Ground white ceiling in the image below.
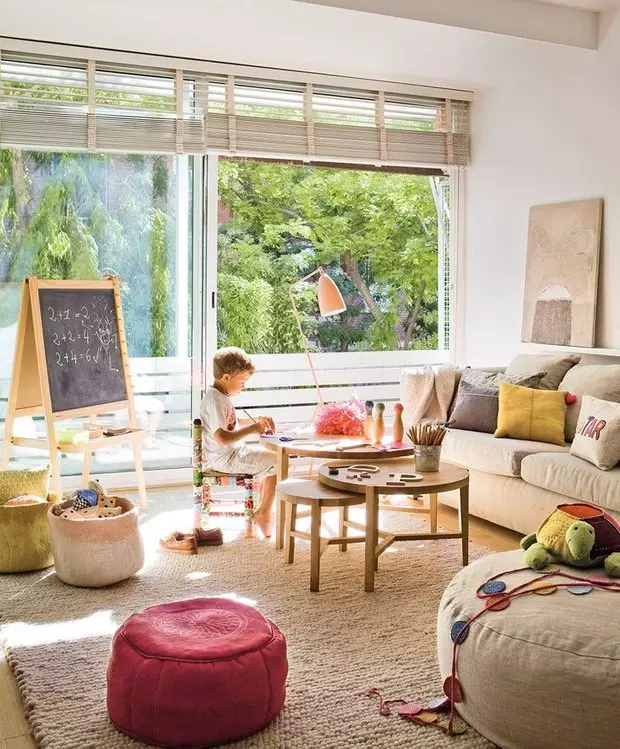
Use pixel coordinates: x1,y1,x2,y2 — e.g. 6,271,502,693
292,0,608,48
537,0,617,9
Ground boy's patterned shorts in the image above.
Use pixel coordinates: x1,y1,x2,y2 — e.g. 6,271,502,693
210,445,276,477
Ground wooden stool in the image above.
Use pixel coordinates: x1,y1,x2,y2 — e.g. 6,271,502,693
277,477,366,592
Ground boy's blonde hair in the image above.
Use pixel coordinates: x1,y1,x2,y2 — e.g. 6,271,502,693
213,347,255,379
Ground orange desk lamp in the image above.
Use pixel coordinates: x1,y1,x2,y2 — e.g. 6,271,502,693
289,267,346,405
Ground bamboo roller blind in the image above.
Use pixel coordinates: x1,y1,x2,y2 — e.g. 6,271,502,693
0,47,471,166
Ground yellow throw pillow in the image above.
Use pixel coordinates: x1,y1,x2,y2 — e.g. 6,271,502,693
0,465,50,506
495,382,566,446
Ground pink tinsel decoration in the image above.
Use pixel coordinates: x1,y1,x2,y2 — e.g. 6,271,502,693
313,396,365,436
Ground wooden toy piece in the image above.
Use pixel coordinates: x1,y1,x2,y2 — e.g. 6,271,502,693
99,506,123,517
389,472,423,482
346,464,380,474
364,401,374,442
373,402,385,446
393,402,404,443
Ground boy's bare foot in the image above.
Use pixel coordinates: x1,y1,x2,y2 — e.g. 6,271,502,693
253,511,273,538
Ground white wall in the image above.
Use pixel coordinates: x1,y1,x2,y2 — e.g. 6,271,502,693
4,0,620,365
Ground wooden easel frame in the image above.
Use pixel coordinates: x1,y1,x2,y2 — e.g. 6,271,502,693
0,277,147,510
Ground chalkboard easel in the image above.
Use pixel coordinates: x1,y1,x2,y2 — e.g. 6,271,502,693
0,277,147,509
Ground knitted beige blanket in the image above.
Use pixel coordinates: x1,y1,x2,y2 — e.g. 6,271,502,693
400,363,457,434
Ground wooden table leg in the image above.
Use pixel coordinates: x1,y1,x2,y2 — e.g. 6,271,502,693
81,451,92,485
430,492,438,533
459,482,469,566
310,502,321,592
285,502,297,564
275,447,290,551
339,505,348,552
365,487,378,592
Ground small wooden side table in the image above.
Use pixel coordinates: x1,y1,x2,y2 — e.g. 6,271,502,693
263,435,414,550
277,477,368,592
318,459,470,592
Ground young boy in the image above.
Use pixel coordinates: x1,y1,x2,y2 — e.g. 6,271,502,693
200,347,277,537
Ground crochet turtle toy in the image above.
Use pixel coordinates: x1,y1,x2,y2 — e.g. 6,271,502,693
521,502,620,577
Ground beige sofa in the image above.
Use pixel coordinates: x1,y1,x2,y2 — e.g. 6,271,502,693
435,354,620,534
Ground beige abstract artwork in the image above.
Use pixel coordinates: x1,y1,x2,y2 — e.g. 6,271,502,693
521,198,603,347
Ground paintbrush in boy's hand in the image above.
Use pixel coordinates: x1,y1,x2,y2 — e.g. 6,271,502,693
244,409,275,436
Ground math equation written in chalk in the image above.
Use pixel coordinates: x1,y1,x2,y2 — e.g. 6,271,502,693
38,287,128,413
46,298,120,372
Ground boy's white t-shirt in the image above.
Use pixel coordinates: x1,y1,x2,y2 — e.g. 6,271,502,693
199,386,240,466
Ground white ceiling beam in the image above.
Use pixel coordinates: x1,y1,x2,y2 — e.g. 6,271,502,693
290,0,600,49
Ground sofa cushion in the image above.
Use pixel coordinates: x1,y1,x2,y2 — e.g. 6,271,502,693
521,452,620,514
569,395,620,470
495,382,567,446
460,367,547,390
442,429,568,477
559,364,620,441
450,381,499,433
505,353,581,390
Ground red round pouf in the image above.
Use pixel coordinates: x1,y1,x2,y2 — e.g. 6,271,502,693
107,598,287,748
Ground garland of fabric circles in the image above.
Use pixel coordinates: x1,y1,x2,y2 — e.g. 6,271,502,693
367,565,620,738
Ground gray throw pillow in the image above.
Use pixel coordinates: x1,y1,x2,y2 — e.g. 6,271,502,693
460,368,547,390
505,353,581,390
450,381,499,433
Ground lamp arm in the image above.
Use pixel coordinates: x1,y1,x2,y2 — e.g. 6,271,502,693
289,280,324,406
294,266,324,285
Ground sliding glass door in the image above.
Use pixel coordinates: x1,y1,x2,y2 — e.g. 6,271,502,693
212,157,455,430
0,150,197,475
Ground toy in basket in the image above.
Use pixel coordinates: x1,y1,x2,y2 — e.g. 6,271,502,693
51,480,125,520
192,419,256,538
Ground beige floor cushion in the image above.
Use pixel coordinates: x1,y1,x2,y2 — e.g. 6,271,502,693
438,549,620,749
442,429,568,477
521,452,620,514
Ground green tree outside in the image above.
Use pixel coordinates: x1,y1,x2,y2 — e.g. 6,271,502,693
0,150,178,358
217,160,442,353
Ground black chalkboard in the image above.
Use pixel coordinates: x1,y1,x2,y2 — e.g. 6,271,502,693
38,288,128,413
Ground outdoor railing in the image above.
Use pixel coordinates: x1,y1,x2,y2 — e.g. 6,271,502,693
0,349,449,474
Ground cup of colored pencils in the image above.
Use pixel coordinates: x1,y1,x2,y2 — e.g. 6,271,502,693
407,421,449,472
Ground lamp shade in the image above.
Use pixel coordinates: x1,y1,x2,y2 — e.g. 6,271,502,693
317,272,346,317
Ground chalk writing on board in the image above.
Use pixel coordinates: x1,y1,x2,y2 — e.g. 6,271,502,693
46,299,120,372
38,287,127,413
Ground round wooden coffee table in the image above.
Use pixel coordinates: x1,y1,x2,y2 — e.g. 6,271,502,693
318,458,470,592
263,435,414,550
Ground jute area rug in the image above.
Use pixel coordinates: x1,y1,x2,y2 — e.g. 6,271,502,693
1,488,495,749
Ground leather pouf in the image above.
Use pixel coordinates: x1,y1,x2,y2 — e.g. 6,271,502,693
107,598,288,748
48,497,143,587
437,549,620,749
